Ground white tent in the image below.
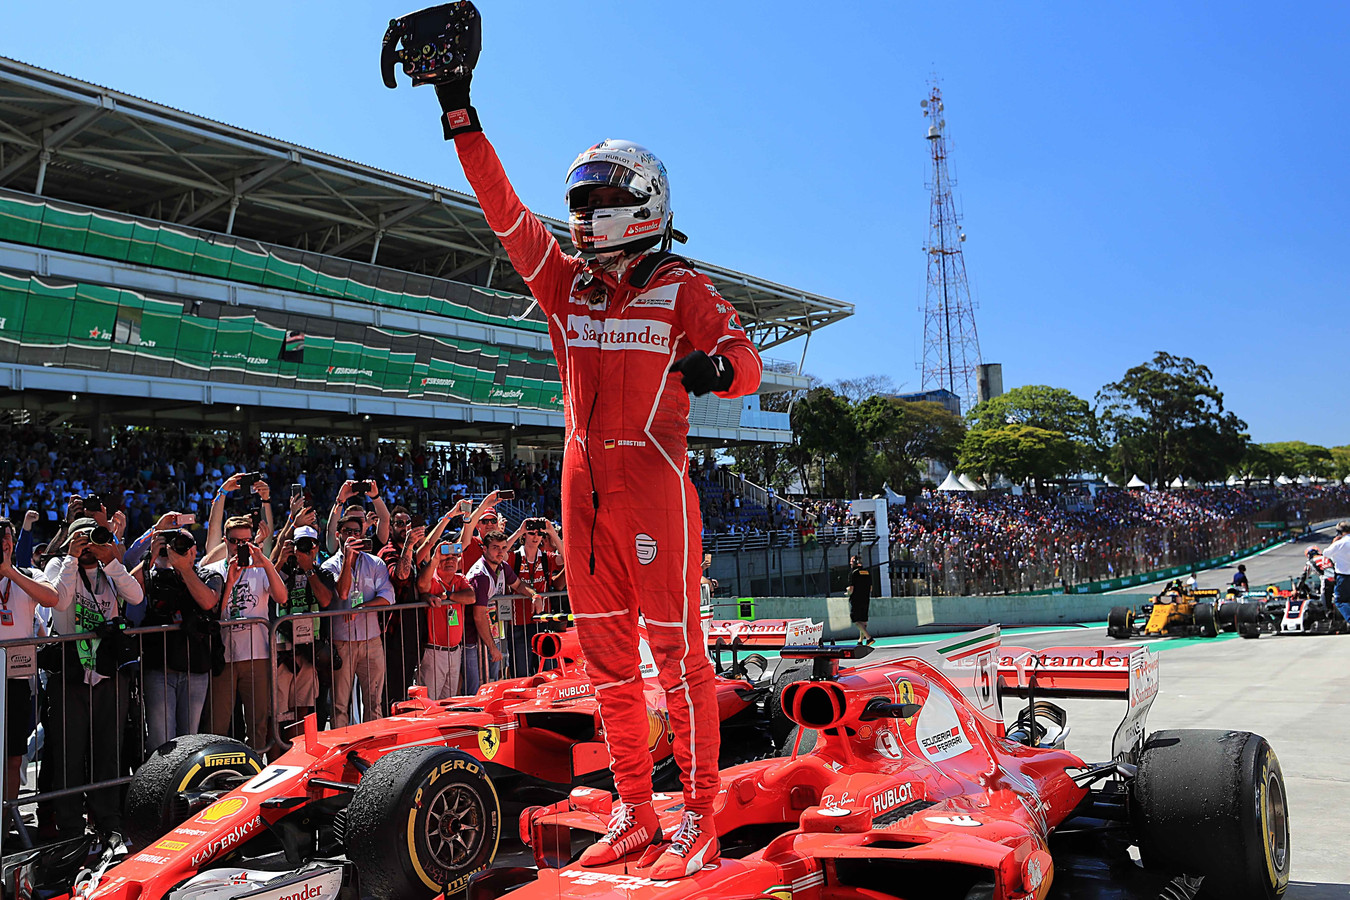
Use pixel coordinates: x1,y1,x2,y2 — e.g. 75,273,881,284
1297,475,1312,486
1169,476,1185,489
882,483,905,505
1276,475,1293,485
1102,476,1117,487
1183,478,1200,488
1226,475,1241,486
992,474,1015,491
1126,475,1149,489
958,473,983,492
937,471,969,492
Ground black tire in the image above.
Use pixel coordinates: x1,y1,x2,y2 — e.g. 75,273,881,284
1238,603,1263,639
768,662,811,747
1107,607,1132,640
1132,729,1290,900
724,652,770,685
124,733,263,849
1194,602,1217,638
780,724,819,755
346,746,500,899
1217,601,1241,632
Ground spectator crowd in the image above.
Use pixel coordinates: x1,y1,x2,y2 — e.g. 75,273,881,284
0,426,569,844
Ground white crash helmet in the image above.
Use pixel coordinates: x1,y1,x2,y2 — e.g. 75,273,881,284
565,140,671,254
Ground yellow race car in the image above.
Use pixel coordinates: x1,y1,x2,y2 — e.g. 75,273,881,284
1107,580,1222,639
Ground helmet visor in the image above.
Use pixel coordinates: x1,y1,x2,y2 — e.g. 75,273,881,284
567,161,648,210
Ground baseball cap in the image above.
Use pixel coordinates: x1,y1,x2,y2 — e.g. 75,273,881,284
294,526,320,541
478,507,499,522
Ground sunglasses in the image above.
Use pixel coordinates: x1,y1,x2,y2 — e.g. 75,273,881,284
225,535,253,545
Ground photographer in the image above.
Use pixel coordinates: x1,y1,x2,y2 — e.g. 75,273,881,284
325,480,391,555
379,507,427,709
42,517,144,842
416,541,473,699
204,515,285,752
510,517,565,673
0,518,59,835
271,526,335,740
206,473,274,558
322,508,394,727
133,525,222,752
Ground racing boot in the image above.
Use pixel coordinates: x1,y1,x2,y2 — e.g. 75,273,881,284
578,801,662,867
650,810,719,879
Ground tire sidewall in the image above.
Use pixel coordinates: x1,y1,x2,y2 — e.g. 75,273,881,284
126,734,263,846
1240,736,1290,897
404,754,501,895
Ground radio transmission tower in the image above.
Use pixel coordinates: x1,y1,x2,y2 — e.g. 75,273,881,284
920,82,982,414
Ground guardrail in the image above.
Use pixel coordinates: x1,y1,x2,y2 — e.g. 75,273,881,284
0,592,565,850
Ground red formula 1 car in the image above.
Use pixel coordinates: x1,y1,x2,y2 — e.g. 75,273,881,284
12,618,807,900
492,626,1289,900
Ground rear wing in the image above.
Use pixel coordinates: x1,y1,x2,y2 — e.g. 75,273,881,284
705,617,823,650
999,644,1160,763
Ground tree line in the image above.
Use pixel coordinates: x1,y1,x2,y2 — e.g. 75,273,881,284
730,351,1349,498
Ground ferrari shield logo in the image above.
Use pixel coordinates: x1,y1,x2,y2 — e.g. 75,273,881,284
478,726,502,760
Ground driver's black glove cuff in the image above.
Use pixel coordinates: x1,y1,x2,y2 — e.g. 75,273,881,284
435,80,481,139
669,351,735,396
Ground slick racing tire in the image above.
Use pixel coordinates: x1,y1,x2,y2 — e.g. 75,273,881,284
781,724,819,756
1194,602,1218,638
768,661,812,748
724,651,770,685
125,733,263,849
346,746,500,899
1217,601,1241,633
1132,729,1290,900
1106,606,1133,640
1238,603,1264,639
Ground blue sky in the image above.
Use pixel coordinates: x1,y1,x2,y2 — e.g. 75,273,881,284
4,2,1347,444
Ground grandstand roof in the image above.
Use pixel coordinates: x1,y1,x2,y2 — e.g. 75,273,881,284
0,56,852,352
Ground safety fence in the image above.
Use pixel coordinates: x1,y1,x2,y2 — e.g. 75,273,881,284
0,594,564,850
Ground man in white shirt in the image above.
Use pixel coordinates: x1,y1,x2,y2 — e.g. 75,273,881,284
0,518,57,834
1322,521,1350,622
322,509,395,727
42,517,144,841
203,515,286,752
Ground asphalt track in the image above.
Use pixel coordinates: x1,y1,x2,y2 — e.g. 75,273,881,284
848,528,1350,895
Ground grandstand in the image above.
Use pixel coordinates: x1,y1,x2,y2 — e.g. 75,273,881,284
0,57,852,449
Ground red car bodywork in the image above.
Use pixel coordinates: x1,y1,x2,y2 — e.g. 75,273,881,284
507,630,1150,900
64,619,798,900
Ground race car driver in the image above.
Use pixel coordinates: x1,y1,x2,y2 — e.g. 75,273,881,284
432,66,761,878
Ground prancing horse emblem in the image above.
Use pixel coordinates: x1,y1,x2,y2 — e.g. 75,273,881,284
478,726,501,760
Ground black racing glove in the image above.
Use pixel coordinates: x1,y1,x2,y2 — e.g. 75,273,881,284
435,77,481,140
669,351,734,397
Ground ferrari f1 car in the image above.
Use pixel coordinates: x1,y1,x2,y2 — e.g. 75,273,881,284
497,626,1289,900
15,617,820,900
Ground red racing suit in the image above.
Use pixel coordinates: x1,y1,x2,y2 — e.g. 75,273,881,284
454,131,762,814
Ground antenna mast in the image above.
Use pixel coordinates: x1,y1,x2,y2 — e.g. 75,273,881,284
920,81,982,414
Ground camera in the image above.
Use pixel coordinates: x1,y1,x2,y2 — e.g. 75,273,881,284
236,544,252,568
238,472,264,485
498,490,515,500
291,483,304,499
158,531,196,558
352,481,371,495
83,494,105,514
89,526,115,546
381,2,482,89
526,518,546,531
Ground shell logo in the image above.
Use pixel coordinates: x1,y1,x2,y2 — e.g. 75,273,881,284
646,710,666,750
197,797,246,823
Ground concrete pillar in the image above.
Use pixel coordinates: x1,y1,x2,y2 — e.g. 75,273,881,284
502,426,516,465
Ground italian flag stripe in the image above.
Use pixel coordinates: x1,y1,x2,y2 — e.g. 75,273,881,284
939,627,1000,661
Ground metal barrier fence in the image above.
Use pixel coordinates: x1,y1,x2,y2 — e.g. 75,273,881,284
0,592,564,850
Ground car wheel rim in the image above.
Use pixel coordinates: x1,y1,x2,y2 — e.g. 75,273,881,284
1265,769,1288,874
425,783,485,869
